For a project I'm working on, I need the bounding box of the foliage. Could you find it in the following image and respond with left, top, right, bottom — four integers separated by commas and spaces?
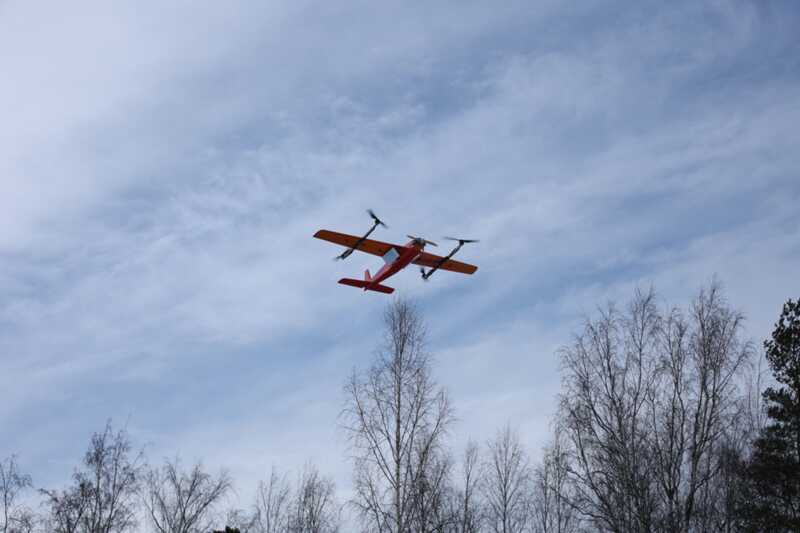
739, 298, 800, 531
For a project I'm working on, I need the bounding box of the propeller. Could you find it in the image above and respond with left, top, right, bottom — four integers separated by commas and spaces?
334, 250, 352, 261
334, 210, 386, 261
367, 209, 388, 228
443, 236, 480, 245
407, 235, 438, 247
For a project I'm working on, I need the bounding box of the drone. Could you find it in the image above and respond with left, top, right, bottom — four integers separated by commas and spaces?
314, 210, 478, 294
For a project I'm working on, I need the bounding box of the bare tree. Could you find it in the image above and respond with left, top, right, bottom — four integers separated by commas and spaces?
647, 284, 751, 532
142, 458, 232, 533
342, 299, 454, 533
252, 469, 291, 533
224, 508, 258, 533
42, 483, 91, 533
482, 425, 531, 533
449, 442, 483, 533
288, 464, 340, 533
559, 289, 661, 533
559, 284, 751, 532
530, 429, 578, 533
41, 421, 143, 533
1, 455, 34, 533
408, 442, 453, 533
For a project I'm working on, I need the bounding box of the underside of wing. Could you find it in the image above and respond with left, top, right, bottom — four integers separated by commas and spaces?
413, 252, 478, 275
314, 229, 399, 257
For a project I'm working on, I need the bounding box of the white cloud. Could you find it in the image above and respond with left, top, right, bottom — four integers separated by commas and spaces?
0, 0, 798, 517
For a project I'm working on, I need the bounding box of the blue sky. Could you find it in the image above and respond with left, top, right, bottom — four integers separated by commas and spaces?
1, 0, 799, 510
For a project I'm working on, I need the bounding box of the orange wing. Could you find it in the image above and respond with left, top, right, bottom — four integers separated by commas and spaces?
413, 252, 478, 275
314, 229, 400, 257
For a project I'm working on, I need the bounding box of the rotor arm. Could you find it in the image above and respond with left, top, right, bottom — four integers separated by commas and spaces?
420, 237, 478, 280
336, 210, 387, 260
420, 243, 463, 280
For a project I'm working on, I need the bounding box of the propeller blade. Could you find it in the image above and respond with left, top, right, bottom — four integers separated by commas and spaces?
407, 235, 437, 247
367, 209, 387, 228
443, 236, 479, 244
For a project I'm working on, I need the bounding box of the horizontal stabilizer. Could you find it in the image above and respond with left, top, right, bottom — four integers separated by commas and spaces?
338, 278, 395, 294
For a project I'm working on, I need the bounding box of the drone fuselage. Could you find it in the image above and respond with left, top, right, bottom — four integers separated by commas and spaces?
366, 240, 425, 288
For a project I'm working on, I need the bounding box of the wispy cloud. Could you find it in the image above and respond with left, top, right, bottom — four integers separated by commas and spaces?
1, 0, 798, 507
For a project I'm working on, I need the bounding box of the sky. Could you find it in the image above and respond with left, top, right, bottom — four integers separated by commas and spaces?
1, 0, 799, 518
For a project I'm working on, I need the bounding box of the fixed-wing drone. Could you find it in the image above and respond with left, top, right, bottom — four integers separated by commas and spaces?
314, 210, 478, 294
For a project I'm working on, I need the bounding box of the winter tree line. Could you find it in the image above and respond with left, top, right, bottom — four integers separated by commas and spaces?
2, 284, 799, 532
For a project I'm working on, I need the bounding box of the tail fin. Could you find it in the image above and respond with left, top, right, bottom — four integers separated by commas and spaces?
338, 278, 395, 294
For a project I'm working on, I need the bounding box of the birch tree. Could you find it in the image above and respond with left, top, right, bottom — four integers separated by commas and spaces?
252, 469, 291, 533
482, 426, 531, 533
288, 464, 340, 533
449, 442, 483, 533
559, 284, 751, 532
559, 290, 659, 533
0, 456, 33, 533
531, 430, 578, 533
342, 299, 453, 533
41, 422, 142, 533
142, 458, 231, 533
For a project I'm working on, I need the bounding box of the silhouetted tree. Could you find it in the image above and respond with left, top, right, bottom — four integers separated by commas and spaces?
449, 442, 483, 533
531, 428, 579, 533
41, 421, 142, 533
41, 483, 90, 533
482, 425, 531, 533
739, 298, 800, 531
252, 468, 291, 533
288, 464, 340, 533
342, 299, 454, 533
142, 458, 231, 533
559, 284, 751, 532
224, 508, 257, 533
408, 443, 453, 533
559, 290, 660, 533
0, 455, 34, 533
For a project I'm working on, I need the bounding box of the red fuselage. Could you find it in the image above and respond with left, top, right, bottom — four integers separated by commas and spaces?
366, 240, 424, 289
